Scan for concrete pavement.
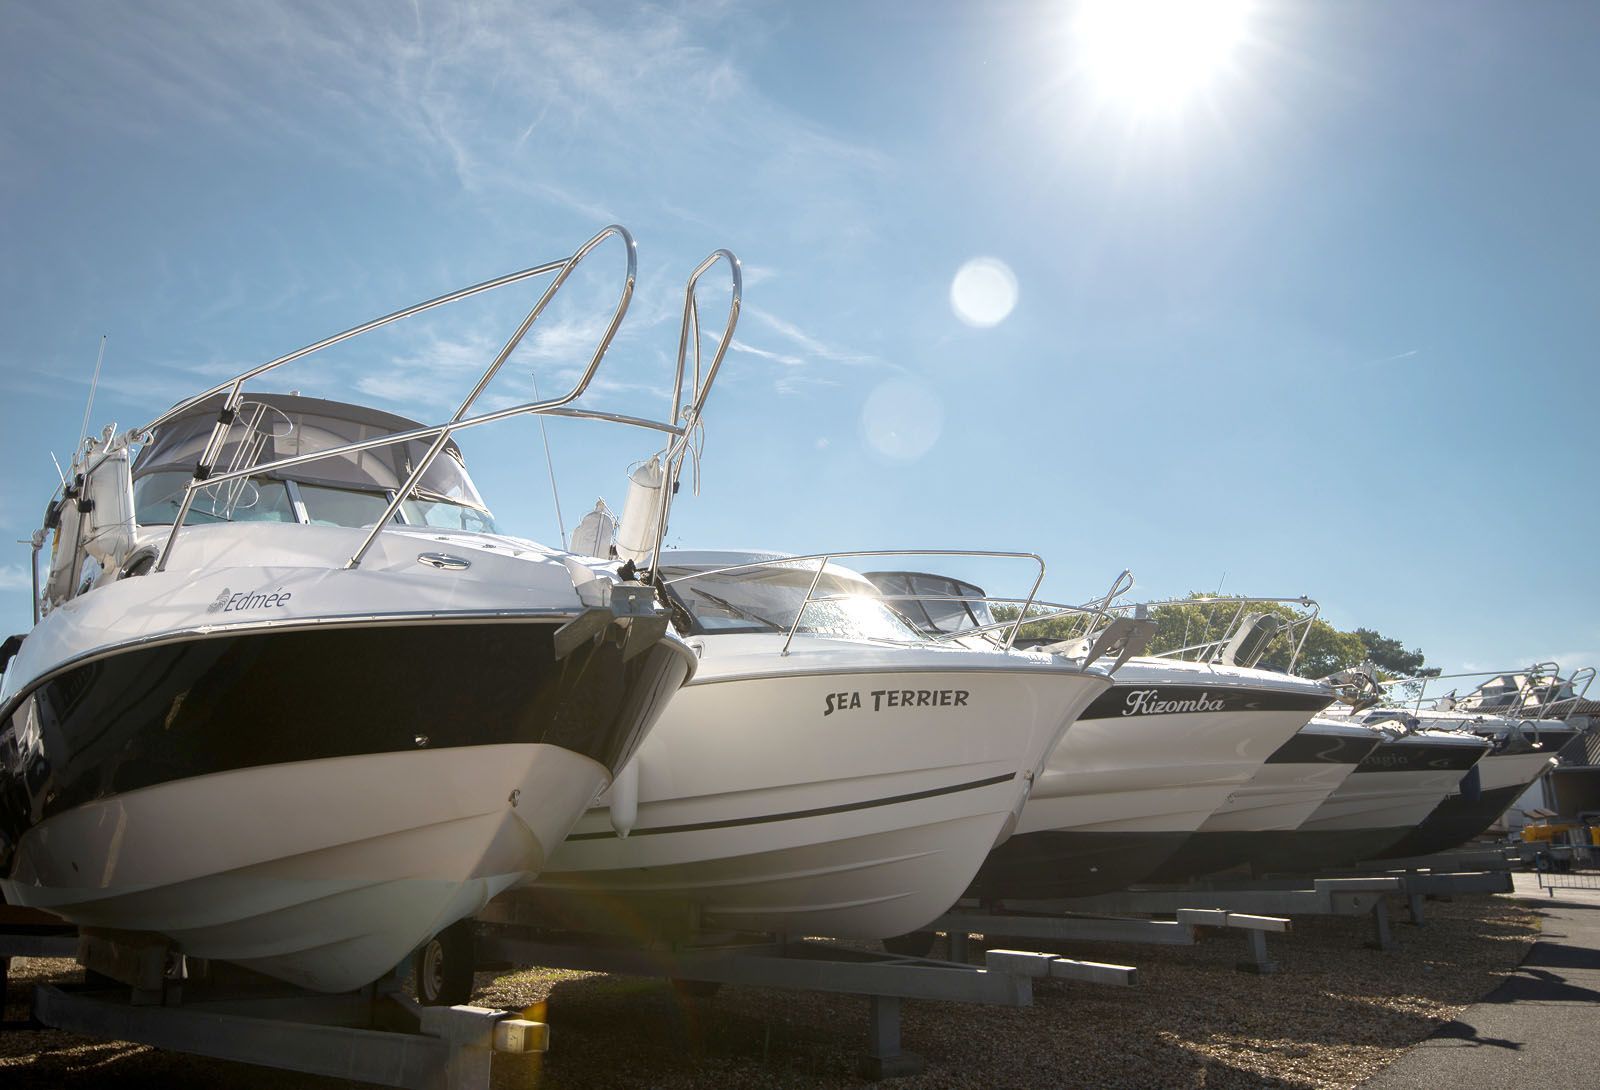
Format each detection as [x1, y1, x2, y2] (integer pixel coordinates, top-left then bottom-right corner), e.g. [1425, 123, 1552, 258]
[1362, 872, 1600, 1090]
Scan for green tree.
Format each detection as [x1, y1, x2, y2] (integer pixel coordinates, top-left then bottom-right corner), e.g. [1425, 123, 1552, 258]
[1141, 599, 1365, 677]
[1258, 618, 1366, 678]
[1003, 593, 1415, 680]
[1354, 628, 1436, 678]
[1004, 592, 1408, 675]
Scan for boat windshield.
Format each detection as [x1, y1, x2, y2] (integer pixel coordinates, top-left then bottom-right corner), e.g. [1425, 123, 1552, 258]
[131, 393, 498, 532]
[134, 472, 298, 525]
[662, 563, 927, 642]
[864, 571, 994, 636]
[133, 472, 497, 532]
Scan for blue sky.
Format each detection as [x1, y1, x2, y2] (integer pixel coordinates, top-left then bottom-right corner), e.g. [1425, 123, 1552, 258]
[2, 1, 1596, 675]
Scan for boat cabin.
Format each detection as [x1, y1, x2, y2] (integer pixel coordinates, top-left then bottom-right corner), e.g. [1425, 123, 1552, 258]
[131, 393, 497, 533]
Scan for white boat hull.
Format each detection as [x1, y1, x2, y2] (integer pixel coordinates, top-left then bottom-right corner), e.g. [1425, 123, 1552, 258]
[973, 661, 1332, 896]
[532, 655, 1109, 940]
[3, 743, 605, 993]
[1281, 731, 1490, 868]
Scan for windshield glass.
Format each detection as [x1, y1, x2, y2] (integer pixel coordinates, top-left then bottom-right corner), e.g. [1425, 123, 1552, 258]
[662, 563, 927, 642]
[133, 470, 498, 531]
[133, 471, 296, 525]
[132, 395, 498, 532]
[298, 483, 393, 528]
[865, 572, 994, 635]
[400, 496, 497, 533]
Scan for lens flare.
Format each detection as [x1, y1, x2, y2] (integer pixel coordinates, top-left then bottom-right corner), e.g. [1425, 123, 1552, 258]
[860, 379, 944, 462]
[950, 258, 1018, 328]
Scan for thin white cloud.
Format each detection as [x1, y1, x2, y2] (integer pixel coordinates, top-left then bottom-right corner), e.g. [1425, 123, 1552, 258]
[1357, 348, 1423, 369]
[727, 306, 904, 395]
[775, 371, 840, 396]
[0, 565, 33, 592]
[730, 340, 804, 367]
[10, 4, 888, 245]
[746, 307, 878, 365]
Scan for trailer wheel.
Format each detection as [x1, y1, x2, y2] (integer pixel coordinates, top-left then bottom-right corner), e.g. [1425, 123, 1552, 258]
[414, 920, 475, 1006]
[882, 931, 937, 958]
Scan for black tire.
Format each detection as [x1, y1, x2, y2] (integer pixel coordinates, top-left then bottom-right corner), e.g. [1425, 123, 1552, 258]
[882, 931, 937, 958]
[414, 920, 476, 1006]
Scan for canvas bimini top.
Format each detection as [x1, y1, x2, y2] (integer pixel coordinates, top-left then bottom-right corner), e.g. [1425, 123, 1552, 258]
[131, 392, 496, 533]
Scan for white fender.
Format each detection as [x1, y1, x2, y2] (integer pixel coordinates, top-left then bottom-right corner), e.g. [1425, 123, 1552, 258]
[570, 499, 617, 558]
[609, 757, 640, 839]
[82, 446, 136, 570]
[43, 489, 85, 606]
[614, 456, 666, 566]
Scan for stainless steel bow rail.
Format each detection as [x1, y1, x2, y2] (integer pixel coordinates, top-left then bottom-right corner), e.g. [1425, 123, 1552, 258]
[1014, 592, 1321, 673]
[663, 549, 1109, 656]
[1384, 663, 1597, 722]
[57, 226, 739, 582]
[1137, 594, 1321, 672]
[1339, 664, 1598, 755]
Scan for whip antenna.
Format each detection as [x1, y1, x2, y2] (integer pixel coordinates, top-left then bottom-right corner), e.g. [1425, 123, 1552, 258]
[531, 371, 568, 549]
[76, 335, 108, 455]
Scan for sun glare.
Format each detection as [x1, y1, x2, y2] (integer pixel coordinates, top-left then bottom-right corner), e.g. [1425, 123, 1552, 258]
[1073, 0, 1253, 115]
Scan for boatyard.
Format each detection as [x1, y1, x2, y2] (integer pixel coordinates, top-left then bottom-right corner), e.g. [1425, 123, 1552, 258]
[0, 889, 1560, 1088]
[4, 4, 1598, 1089]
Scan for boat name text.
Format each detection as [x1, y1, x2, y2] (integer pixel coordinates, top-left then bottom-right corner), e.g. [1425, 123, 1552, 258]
[208, 586, 293, 614]
[1122, 689, 1227, 716]
[824, 689, 970, 716]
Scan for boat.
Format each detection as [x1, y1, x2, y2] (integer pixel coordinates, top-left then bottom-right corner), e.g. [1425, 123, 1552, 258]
[524, 549, 1116, 941]
[972, 654, 1337, 896]
[1280, 719, 1492, 869]
[860, 577, 1340, 896]
[1358, 666, 1593, 859]
[1142, 714, 1384, 881]
[0, 227, 739, 992]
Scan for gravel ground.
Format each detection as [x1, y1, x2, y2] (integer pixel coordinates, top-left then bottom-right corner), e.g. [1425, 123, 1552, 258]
[1, 894, 1540, 1089]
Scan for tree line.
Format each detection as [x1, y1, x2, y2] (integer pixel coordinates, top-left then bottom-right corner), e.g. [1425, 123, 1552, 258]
[1002, 595, 1433, 680]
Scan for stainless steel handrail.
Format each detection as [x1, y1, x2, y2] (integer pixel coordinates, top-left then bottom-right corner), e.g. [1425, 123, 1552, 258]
[1381, 663, 1591, 720]
[662, 549, 1051, 656]
[1157, 595, 1318, 669]
[1551, 667, 1599, 718]
[650, 250, 741, 570]
[805, 592, 1110, 649]
[344, 226, 637, 569]
[1077, 594, 1320, 672]
[150, 226, 635, 571]
[146, 241, 603, 571]
[126, 226, 743, 577]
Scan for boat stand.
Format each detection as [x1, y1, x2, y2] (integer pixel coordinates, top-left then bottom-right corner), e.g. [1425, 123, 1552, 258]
[1027, 876, 1405, 951]
[1025, 866, 1514, 955]
[2, 926, 547, 1090]
[476, 924, 1137, 1080]
[931, 904, 1293, 974]
[0, 907, 79, 1029]
[1315, 864, 1515, 928]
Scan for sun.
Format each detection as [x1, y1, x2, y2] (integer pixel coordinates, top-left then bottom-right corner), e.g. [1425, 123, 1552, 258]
[1072, 0, 1254, 116]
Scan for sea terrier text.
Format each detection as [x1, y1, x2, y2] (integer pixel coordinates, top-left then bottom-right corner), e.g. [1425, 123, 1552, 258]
[824, 689, 971, 716]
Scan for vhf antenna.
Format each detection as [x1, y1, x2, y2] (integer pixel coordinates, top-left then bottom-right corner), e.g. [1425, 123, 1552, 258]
[76, 335, 108, 457]
[531, 370, 568, 550]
